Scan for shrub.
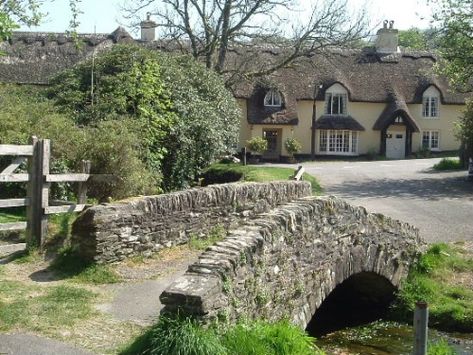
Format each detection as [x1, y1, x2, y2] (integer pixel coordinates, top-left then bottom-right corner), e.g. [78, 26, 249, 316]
[247, 137, 268, 155]
[433, 158, 463, 171]
[146, 316, 227, 355]
[284, 138, 302, 157]
[428, 339, 456, 355]
[222, 319, 321, 355]
[50, 45, 240, 191]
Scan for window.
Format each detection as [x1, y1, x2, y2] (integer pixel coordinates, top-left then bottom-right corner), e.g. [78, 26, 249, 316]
[264, 90, 282, 107]
[325, 93, 348, 115]
[422, 131, 440, 150]
[319, 130, 358, 154]
[423, 97, 439, 118]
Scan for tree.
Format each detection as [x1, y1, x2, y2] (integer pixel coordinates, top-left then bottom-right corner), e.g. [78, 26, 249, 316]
[429, 0, 473, 164]
[122, 0, 369, 86]
[398, 27, 436, 50]
[0, 0, 81, 40]
[49, 45, 240, 191]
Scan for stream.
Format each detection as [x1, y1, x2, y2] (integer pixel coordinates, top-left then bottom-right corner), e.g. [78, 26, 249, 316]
[317, 321, 473, 354]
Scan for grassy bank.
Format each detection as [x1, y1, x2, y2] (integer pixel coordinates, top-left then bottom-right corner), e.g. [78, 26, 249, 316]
[201, 163, 322, 195]
[121, 317, 324, 355]
[389, 243, 473, 332]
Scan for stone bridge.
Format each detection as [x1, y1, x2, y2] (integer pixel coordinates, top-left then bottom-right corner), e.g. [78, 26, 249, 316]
[72, 181, 424, 329]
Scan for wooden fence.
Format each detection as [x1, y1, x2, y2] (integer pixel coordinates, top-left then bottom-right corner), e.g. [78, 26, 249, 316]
[0, 136, 90, 249]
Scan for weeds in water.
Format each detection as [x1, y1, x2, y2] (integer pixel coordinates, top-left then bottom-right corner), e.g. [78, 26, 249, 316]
[428, 339, 456, 355]
[389, 243, 473, 332]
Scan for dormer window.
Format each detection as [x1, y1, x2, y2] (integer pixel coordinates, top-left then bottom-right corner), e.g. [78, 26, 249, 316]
[264, 90, 282, 107]
[324, 83, 348, 115]
[422, 86, 440, 118]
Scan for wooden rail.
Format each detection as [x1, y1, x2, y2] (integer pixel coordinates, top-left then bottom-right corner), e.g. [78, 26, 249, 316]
[292, 166, 305, 181]
[0, 137, 91, 249]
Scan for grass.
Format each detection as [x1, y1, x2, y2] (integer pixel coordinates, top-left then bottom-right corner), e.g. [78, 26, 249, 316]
[428, 339, 456, 355]
[0, 282, 95, 331]
[389, 243, 473, 332]
[202, 163, 322, 195]
[189, 224, 226, 250]
[433, 158, 464, 171]
[120, 316, 324, 355]
[50, 246, 121, 284]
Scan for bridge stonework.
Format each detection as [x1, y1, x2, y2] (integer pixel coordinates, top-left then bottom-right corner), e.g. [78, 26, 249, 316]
[71, 181, 311, 263]
[160, 196, 424, 328]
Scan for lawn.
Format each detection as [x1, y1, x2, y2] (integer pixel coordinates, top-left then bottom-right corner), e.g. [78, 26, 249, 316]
[202, 163, 322, 195]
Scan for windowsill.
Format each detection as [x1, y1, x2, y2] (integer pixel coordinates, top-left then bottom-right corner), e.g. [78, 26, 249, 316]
[421, 116, 440, 119]
[317, 151, 358, 156]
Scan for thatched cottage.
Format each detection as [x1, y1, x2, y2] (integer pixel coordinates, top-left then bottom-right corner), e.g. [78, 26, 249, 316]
[0, 21, 468, 160]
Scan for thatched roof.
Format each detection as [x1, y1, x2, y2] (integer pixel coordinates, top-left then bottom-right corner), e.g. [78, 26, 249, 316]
[315, 115, 365, 131]
[0, 30, 468, 128]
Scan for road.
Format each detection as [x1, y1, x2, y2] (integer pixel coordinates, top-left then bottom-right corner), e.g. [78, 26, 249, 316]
[283, 158, 472, 243]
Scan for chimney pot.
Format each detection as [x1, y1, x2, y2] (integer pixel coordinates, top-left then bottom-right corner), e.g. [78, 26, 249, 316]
[376, 20, 399, 54]
[140, 14, 157, 42]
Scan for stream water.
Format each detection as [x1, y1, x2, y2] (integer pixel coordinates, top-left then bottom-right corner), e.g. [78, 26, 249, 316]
[317, 321, 473, 354]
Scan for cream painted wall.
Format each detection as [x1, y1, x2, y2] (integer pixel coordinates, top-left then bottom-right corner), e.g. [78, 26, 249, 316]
[237, 97, 464, 157]
[409, 103, 463, 152]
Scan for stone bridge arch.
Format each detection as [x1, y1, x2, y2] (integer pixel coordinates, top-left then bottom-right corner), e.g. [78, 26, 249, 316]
[161, 197, 424, 328]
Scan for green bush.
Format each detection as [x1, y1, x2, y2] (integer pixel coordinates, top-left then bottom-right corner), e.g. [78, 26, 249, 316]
[146, 316, 227, 355]
[49, 45, 240, 191]
[222, 320, 321, 355]
[284, 138, 302, 156]
[247, 137, 268, 155]
[433, 158, 463, 171]
[428, 339, 456, 355]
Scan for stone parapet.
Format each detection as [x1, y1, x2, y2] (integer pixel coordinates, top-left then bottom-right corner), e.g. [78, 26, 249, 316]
[160, 196, 424, 327]
[71, 181, 311, 263]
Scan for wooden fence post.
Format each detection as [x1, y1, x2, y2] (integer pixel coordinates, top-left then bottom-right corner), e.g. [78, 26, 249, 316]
[413, 301, 429, 355]
[26, 136, 39, 248]
[26, 138, 50, 249]
[78, 160, 91, 204]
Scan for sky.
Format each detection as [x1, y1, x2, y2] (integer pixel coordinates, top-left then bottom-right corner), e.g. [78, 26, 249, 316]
[18, 0, 433, 36]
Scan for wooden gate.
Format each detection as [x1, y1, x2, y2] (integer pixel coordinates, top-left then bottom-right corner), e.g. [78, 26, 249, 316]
[0, 136, 90, 249]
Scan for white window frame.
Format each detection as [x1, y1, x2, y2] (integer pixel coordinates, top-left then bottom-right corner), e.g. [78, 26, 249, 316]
[318, 130, 359, 155]
[264, 90, 282, 107]
[325, 93, 348, 115]
[422, 86, 440, 118]
[422, 131, 440, 151]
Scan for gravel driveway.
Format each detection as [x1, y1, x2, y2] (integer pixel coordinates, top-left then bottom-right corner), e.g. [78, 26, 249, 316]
[282, 158, 472, 243]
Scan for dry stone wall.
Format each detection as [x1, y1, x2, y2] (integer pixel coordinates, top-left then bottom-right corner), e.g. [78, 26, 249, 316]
[71, 181, 311, 263]
[160, 196, 424, 328]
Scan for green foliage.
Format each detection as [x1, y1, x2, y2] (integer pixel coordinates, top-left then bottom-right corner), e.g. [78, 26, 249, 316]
[433, 158, 463, 171]
[121, 316, 324, 355]
[389, 243, 473, 332]
[145, 316, 227, 355]
[0, 84, 157, 201]
[432, 0, 473, 92]
[284, 138, 302, 156]
[222, 320, 321, 355]
[455, 99, 473, 164]
[189, 225, 226, 250]
[202, 163, 322, 195]
[398, 28, 436, 50]
[49, 45, 240, 191]
[247, 136, 268, 155]
[50, 247, 121, 284]
[428, 339, 456, 355]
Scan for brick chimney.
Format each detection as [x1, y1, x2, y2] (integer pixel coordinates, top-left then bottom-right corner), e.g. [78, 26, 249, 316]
[375, 20, 400, 54]
[140, 13, 157, 42]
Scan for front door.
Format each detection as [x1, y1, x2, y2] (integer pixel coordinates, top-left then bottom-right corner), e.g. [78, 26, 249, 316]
[386, 130, 406, 159]
[263, 129, 281, 160]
